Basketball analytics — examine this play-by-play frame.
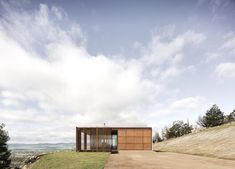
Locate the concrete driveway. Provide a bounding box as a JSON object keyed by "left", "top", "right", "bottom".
{"left": 104, "top": 151, "right": 235, "bottom": 169}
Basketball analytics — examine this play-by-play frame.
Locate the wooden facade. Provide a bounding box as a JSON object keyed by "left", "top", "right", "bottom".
{"left": 76, "top": 127, "right": 152, "bottom": 152}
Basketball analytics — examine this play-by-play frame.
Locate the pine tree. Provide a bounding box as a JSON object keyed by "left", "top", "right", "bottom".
{"left": 197, "top": 105, "right": 224, "bottom": 127}
{"left": 0, "top": 123, "right": 11, "bottom": 169}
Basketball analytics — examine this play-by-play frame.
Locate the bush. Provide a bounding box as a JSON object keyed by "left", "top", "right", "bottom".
{"left": 162, "top": 121, "right": 193, "bottom": 139}
{"left": 0, "top": 123, "right": 11, "bottom": 169}
{"left": 197, "top": 115, "right": 207, "bottom": 127}
{"left": 228, "top": 110, "right": 235, "bottom": 121}
{"left": 224, "top": 110, "right": 235, "bottom": 123}
{"left": 197, "top": 104, "right": 224, "bottom": 128}
{"left": 153, "top": 132, "right": 163, "bottom": 143}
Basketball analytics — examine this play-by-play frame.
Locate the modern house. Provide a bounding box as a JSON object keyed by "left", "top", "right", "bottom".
{"left": 75, "top": 127, "right": 152, "bottom": 153}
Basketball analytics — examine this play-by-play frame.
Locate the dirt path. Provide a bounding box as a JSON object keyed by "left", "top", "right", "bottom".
{"left": 104, "top": 151, "right": 235, "bottom": 169}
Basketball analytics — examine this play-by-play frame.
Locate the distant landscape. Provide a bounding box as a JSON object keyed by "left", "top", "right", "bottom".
{"left": 10, "top": 142, "right": 75, "bottom": 152}
{"left": 9, "top": 143, "right": 75, "bottom": 168}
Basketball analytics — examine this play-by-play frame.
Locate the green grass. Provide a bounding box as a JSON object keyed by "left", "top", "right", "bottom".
{"left": 31, "top": 151, "right": 109, "bottom": 169}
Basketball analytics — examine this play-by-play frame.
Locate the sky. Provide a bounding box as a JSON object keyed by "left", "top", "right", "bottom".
{"left": 0, "top": 0, "right": 235, "bottom": 143}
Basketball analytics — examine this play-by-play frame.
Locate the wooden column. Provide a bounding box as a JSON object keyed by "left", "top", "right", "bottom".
{"left": 76, "top": 127, "right": 78, "bottom": 151}
{"left": 96, "top": 128, "right": 98, "bottom": 152}
{"left": 91, "top": 129, "right": 95, "bottom": 152}
{"left": 84, "top": 129, "right": 87, "bottom": 151}
{"left": 76, "top": 128, "right": 81, "bottom": 152}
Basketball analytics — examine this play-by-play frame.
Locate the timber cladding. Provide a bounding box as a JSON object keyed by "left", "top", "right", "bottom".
{"left": 75, "top": 127, "right": 152, "bottom": 152}
{"left": 117, "top": 128, "right": 152, "bottom": 150}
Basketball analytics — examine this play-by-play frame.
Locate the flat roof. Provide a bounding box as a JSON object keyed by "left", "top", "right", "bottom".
{"left": 76, "top": 127, "right": 152, "bottom": 129}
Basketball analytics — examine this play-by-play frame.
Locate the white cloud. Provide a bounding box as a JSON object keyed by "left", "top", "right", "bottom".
{"left": 207, "top": 0, "right": 231, "bottom": 22}
{"left": 144, "top": 31, "right": 206, "bottom": 65}
{"left": 151, "top": 24, "right": 176, "bottom": 39}
{"left": 215, "top": 62, "right": 235, "bottom": 78}
{"left": 133, "top": 41, "right": 142, "bottom": 49}
{"left": 185, "top": 65, "right": 197, "bottom": 73}
{"left": 151, "top": 96, "right": 205, "bottom": 117}
{"left": 142, "top": 30, "right": 205, "bottom": 81}
{"left": 51, "top": 6, "right": 66, "bottom": 20}
{"left": 1, "top": 90, "right": 26, "bottom": 100}
{"left": 0, "top": 3, "right": 156, "bottom": 142}
{"left": 205, "top": 32, "right": 235, "bottom": 63}
{"left": 170, "top": 96, "right": 204, "bottom": 111}
{"left": 2, "top": 98, "right": 20, "bottom": 107}
{"left": 205, "top": 52, "right": 222, "bottom": 62}
{"left": 221, "top": 37, "right": 235, "bottom": 53}
{"left": 0, "top": 2, "right": 207, "bottom": 143}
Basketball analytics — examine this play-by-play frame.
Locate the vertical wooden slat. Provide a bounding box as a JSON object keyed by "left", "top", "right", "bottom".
{"left": 84, "top": 129, "right": 87, "bottom": 151}
{"left": 91, "top": 129, "right": 93, "bottom": 151}
{"left": 76, "top": 128, "right": 81, "bottom": 151}
{"left": 76, "top": 127, "right": 78, "bottom": 152}
{"left": 90, "top": 129, "right": 93, "bottom": 152}
{"left": 96, "top": 128, "right": 98, "bottom": 152}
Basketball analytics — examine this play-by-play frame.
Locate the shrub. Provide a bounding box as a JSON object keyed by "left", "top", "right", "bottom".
{"left": 224, "top": 110, "right": 235, "bottom": 123}
{"left": 153, "top": 132, "right": 163, "bottom": 143}
{"left": 162, "top": 121, "right": 193, "bottom": 139}
{"left": 228, "top": 110, "right": 235, "bottom": 121}
{"left": 197, "top": 115, "right": 207, "bottom": 127}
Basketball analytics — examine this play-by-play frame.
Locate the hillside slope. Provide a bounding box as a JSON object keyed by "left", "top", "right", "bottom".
{"left": 153, "top": 122, "right": 235, "bottom": 160}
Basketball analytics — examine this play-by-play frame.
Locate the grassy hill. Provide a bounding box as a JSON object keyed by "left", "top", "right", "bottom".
{"left": 153, "top": 122, "right": 235, "bottom": 160}
{"left": 27, "top": 151, "right": 109, "bottom": 169}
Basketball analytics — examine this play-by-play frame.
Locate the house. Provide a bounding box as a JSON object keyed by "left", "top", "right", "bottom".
{"left": 75, "top": 127, "right": 152, "bottom": 153}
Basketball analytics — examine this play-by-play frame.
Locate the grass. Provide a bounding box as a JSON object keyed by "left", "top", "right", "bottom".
{"left": 31, "top": 151, "right": 109, "bottom": 169}
{"left": 153, "top": 122, "right": 235, "bottom": 160}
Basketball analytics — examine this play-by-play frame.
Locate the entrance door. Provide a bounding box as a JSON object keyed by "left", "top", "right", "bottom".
{"left": 111, "top": 130, "right": 118, "bottom": 152}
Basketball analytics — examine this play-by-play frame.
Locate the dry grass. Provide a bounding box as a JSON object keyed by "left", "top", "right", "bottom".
{"left": 153, "top": 122, "right": 235, "bottom": 160}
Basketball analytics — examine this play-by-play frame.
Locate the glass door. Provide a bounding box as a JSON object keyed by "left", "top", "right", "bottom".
{"left": 111, "top": 134, "right": 117, "bottom": 150}
{"left": 111, "top": 130, "right": 118, "bottom": 150}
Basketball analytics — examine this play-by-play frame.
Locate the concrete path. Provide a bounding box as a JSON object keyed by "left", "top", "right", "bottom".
{"left": 104, "top": 151, "right": 235, "bottom": 169}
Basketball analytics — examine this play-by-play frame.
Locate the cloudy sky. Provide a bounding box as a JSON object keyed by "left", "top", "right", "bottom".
{"left": 0, "top": 0, "right": 235, "bottom": 143}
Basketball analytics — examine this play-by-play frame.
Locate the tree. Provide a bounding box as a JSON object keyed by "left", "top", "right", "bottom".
{"left": 153, "top": 132, "right": 163, "bottom": 143}
{"left": 228, "top": 110, "right": 235, "bottom": 121}
{"left": 197, "top": 104, "right": 224, "bottom": 128}
{"left": 0, "top": 123, "right": 11, "bottom": 169}
{"left": 162, "top": 121, "right": 193, "bottom": 139}
{"left": 197, "top": 115, "right": 207, "bottom": 127}
{"left": 162, "top": 126, "right": 170, "bottom": 140}
{"left": 225, "top": 110, "right": 235, "bottom": 123}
